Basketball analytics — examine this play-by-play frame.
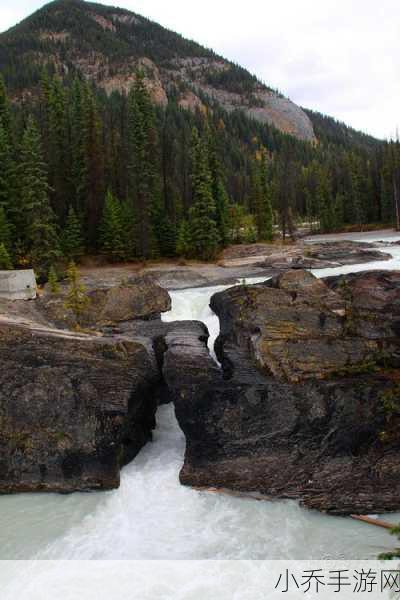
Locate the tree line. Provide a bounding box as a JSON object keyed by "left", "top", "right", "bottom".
{"left": 0, "top": 71, "right": 399, "bottom": 278}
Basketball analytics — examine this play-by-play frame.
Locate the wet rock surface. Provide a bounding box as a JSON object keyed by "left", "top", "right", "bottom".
{"left": 169, "top": 270, "right": 400, "bottom": 514}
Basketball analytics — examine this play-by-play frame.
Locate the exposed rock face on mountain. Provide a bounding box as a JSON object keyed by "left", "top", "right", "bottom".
{"left": 0, "top": 0, "right": 315, "bottom": 141}
{"left": 169, "top": 57, "right": 315, "bottom": 141}
{"left": 39, "top": 276, "right": 171, "bottom": 329}
{"left": 169, "top": 270, "right": 400, "bottom": 514}
{"left": 0, "top": 318, "right": 160, "bottom": 493}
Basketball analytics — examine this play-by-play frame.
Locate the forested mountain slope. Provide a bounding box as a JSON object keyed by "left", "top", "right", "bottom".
{"left": 0, "top": 0, "right": 315, "bottom": 141}
{"left": 0, "top": 0, "right": 398, "bottom": 278}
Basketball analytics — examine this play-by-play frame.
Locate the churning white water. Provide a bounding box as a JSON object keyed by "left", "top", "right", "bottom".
{"left": 0, "top": 231, "right": 399, "bottom": 564}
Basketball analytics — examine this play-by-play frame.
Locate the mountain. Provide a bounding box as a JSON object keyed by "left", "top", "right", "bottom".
{"left": 0, "top": 0, "right": 398, "bottom": 276}
{"left": 0, "top": 0, "right": 315, "bottom": 141}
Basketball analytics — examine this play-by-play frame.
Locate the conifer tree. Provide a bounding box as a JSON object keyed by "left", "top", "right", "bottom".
{"left": 100, "top": 190, "right": 125, "bottom": 261}
{"left": 48, "top": 265, "right": 60, "bottom": 293}
{"left": 158, "top": 214, "right": 177, "bottom": 257}
{"left": 0, "top": 206, "right": 12, "bottom": 251}
{"left": 0, "top": 76, "right": 12, "bottom": 139}
{"left": 189, "top": 128, "right": 219, "bottom": 260}
{"left": 64, "top": 261, "right": 90, "bottom": 327}
{"left": 317, "top": 166, "right": 335, "bottom": 233}
{"left": 176, "top": 218, "right": 192, "bottom": 257}
{"left": 18, "top": 116, "right": 61, "bottom": 276}
{"left": 208, "top": 129, "right": 229, "bottom": 246}
{"left": 0, "top": 119, "right": 16, "bottom": 240}
{"left": 62, "top": 206, "right": 85, "bottom": 262}
{"left": 120, "top": 199, "right": 137, "bottom": 261}
{"left": 333, "top": 192, "right": 345, "bottom": 230}
{"left": 128, "top": 71, "right": 160, "bottom": 259}
{"left": 46, "top": 76, "right": 70, "bottom": 218}
{"left": 346, "top": 153, "right": 366, "bottom": 227}
{"left": 253, "top": 150, "right": 274, "bottom": 241}
{"left": 0, "top": 243, "right": 12, "bottom": 270}
{"left": 82, "top": 83, "right": 104, "bottom": 246}
{"left": 70, "top": 78, "right": 87, "bottom": 218}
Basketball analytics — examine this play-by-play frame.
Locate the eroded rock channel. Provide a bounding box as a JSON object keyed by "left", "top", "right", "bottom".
{"left": 0, "top": 258, "right": 399, "bottom": 516}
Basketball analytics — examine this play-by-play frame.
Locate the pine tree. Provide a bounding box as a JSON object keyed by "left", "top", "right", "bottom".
{"left": 48, "top": 265, "right": 60, "bottom": 293}
{"left": 0, "top": 243, "right": 12, "bottom": 270}
{"left": 228, "top": 203, "right": 247, "bottom": 244}
{"left": 0, "top": 119, "right": 16, "bottom": 242}
{"left": 189, "top": 128, "right": 219, "bottom": 260}
{"left": 0, "top": 206, "right": 12, "bottom": 251}
{"left": 317, "top": 166, "right": 335, "bottom": 233}
{"left": 46, "top": 76, "right": 70, "bottom": 218}
{"left": 346, "top": 153, "right": 366, "bottom": 227}
{"left": 71, "top": 80, "right": 105, "bottom": 249}
{"left": 0, "top": 76, "right": 12, "bottom": 139}
{"left": 176, "top": 218, "right": 192, "bottom": 257}
{"left": 128, "top": 71, "right": 160, "bottom": 259}
{"left": 120, "top": 199, "right": 137, "bottom": 261}
{"left": 208, "top": 129, "right": 229, "bottom": 246}
{"left": 18, "top": 116, "right": 61, "bottom": 277}
{"left": 100, "top": 190, "right": 125, "bottom": 261}
{"left": 70, "top": 78, "right": 87, "bottom": 218}
{"left": 64, "top": 261, "right": 90, "bottom": 327}
{"left": 62, "top": 206, "right": 85, "bottom": 262}
{"left": 333, "top": 192, "right": 345, "bottom": 230}
{"left": 253, "top": 150, "right": 273, "bottom": 241}
{"left": 158, "top": 214, "right": 177, "bottom": 257}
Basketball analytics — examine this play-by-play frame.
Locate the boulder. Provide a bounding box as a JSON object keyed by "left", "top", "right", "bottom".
{"left": 168, "top": 270, "right": 400, "bottom": 514}
{"left": 211, "top": 269, "right": 374, "bottom": 382}
{"left": 0, "top": 318, "right": 160, "bottom": 493}
{"left": 39, "top": 276, "right": 171, "bottom": 329}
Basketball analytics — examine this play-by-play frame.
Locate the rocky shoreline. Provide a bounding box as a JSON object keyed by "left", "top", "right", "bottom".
{"left": 75, "top": 238, "right": 394, "bottom": 291}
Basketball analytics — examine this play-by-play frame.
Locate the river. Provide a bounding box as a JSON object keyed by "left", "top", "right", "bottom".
{"left": 1, "top": 231, "right": 399, "bottom": 563}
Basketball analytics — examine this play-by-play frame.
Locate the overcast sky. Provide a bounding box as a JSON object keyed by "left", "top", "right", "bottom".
{"left": 1, "top": 0, "right": 398, "bottom": 139}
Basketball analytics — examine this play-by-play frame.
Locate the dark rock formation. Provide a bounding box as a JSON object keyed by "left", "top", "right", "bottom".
{"left": 0, "top": 319, "right": 160, "bottom": 493}
{"left": 0, "top": 282, "right": 211, "bottom": 494}
{"left": 169, "top": 270, "right": 400, "bottom": 514}
{"left": 39, "top": 276, "right": 171, "bottom": 329}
